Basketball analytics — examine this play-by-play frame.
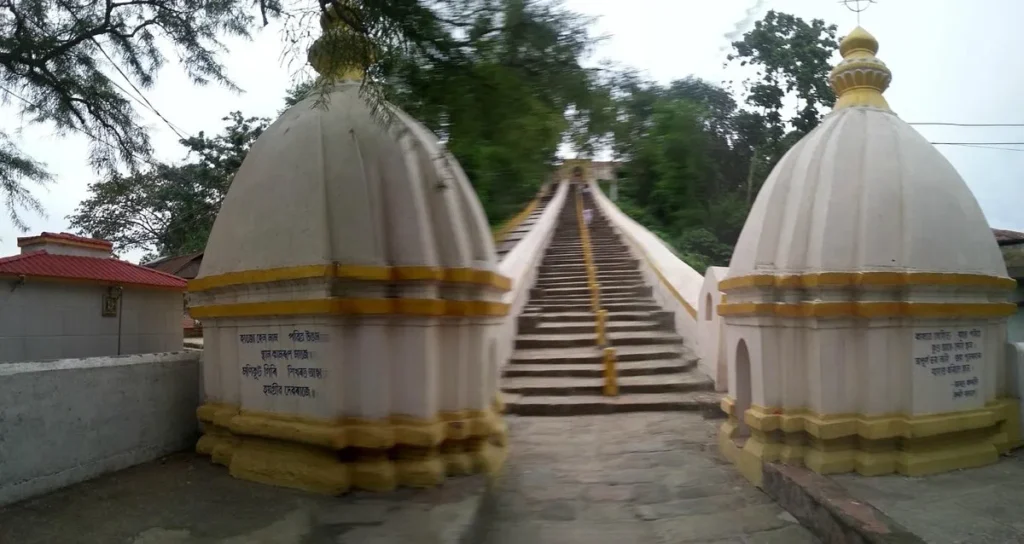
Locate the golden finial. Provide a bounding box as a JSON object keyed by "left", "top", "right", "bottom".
{"left": 829, "top": 26, "right": 892, "bottom": 111}
{"left": 307, "top": 2, "right": 369, "bottom": 81}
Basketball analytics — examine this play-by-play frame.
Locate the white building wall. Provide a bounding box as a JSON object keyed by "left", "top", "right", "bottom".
{"left": 0, "top": 283, "right": 183, "bottom": 363}
{"left": 0, "top": 351, "right": 200, "bottom": 506}
{"left": 18, "top": 241, "right": 110, "bottom": 258}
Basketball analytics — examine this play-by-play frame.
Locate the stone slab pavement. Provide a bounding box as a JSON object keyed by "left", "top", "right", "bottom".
{"left": 478, "top": 413, "right": 819, "bottom": 544}
{"left": 0, "top": 453, "right": 487, "bottom": 544}
{"left": 0, "top": 412, "right": 819, "bottom": 544}
{"left": 832, "top": 448, "right": 1024, "bottom": 544}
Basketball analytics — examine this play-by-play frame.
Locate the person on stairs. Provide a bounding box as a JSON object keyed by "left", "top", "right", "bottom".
{"left": 583, "top": 207, "right": 593, "bottom": 226}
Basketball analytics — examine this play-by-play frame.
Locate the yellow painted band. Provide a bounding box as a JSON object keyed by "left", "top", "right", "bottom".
{"left": 189, "top": 298, "right": 510, "bottom": 319}
{"left": 188, "top": 264, "right": 511, "bottom": 293}
{"left": 718, "top": 301, "right": 1016, "bottom": 319}
{"left": 719, "top": 271, "right": 1016, "bottom": 292}
{"left": 648, "top": 257, "right": 698, "bottom": 319}
{"left": 593, "top": 185, "right": 698, "bottom": 319}
{"left": 737, "top": 400, "right": 1015, "bottom": 442}
{"left": 575, "top": 187, "right": 605, "bottom": 322}
{"left": 197, "top": 404, "right": 502, "bottom": 450}
{"left": 493, "top": 196, "right": 541, "bottom": 243}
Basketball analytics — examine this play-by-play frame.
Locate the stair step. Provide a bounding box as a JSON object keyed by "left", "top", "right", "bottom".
{"left": 540, "top": 285, "right": 647, "bottom": 295}
{"left": 528, "top": 298, "right": 655, "bottom": 307}
{"left": 546, "top": 245, "right": 627, "bottom": 252}
{"left": 525, "top": 311, "right": 660, "bottom": 322}
{"left": 541, "top": 259, "right": 636, "bottom": 267}
{"left": 526, "top": 301, "right": 662, "bottom": 312}
{"left": 542, "top": 259, "right": 639, "bottom": 267}
{"left": 510, "top": 344, "right": 690, "bottom": 364}
{"left": 543, "top": 255, "right": 631, "bottom": 263}
{"left": 502, "top": 373, "right": 715, "bottom": 396}
{"left": 533, "top": 294, "right": 652, "bottom": 303}
{"left": 535, "top": 280, "right": 643, "bottom": 289}
{"left": 536, "top": 270, "right": 638, "bottom": 278}
{"left": 504, "top": 358, "right": 694, "bottom": 377}
{"left": 531, "top": 320, "right": 664, "bottom": 334}
{"left": 504, "top": 392, "right": 723, "bottom": 416}
{"left": 547, "top": 245, "right": 625, "bottom": 249}
{"left": 514, "top": 333, "right": 600, "bottom": 349}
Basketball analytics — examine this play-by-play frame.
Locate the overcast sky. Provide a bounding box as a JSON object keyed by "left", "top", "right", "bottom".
{"left": 1, "top": 0, "right": 1022, "bottom": 263}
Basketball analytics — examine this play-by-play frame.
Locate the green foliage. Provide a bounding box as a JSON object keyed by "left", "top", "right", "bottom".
{"left": 68, "top": 113, "right": 268, "bottom": 262}
{"left": 728, "top": 10, "right": 838, "bottom": 136}
{"left": 69, "top": 0, "right": 602, "bottom": 256}
{"left": 604, "top": 11, "right": 839, "bottom": 273}
{"left": 0, "top": 0, "right": 280, "bottom": 230}
{"left": 59, "top": 4, "right": 838, "bottom": 273}
{"left": 381, "top": 0, "right": 602, "bottom": 224}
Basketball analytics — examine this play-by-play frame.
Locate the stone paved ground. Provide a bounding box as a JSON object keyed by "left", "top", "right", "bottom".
{"left": 832, "top": 448, "right": 1024, "bottom": 544}
{"left": 0, "top": 453, "right": 486, "bottom": 544}
{"left": 480, "top": 413, "right": 819, "bottom": 544}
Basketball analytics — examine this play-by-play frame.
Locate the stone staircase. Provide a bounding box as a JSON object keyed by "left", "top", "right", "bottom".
{"left": 495, "top": 190, "right": 556, "bottom": 259}
{"left": 502, "top": 186, "right": 719, "bottom": 415}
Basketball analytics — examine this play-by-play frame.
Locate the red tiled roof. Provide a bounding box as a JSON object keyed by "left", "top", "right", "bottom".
{"left": 0, "top": 251, "right": 186, "bottom": 289}
{"left": 17, "top": 232, "right": 113, "bottom": 249}
{"left": 145, "top": 251, "right": 204, "bottom": 279}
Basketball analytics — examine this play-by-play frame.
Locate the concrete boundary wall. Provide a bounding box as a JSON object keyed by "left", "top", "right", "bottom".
{"left": 588, "top": 182, "right": 705, "bottom": 350}
{"left": 496, "top": 181, "right": 569, "bottom": 367}
{"left": 0, "top": 351, "right": 201, "bottom": 507}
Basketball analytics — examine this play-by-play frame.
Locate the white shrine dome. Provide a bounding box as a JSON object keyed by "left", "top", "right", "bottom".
{"left": 197, "top": 18, "right": 496, "bottom": 280}
{"left": 728, "top": 27, "right": 1007, "bottom": 280}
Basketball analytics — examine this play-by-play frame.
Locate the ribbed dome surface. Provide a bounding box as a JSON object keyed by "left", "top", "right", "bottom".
{"left": 729, "top": 106, "right": 1007, "bottom": 278}
{"left": 198, "top": 82, "right": 496, "bottom": 278}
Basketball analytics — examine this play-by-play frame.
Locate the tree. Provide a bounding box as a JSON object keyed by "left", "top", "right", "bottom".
{"left": 70, "top": 0, "right": 605, "bottom": 256}
{"left": 2, "top": 0, "right": 596, "bottom": 233}
{"left": 0, "top": 0, "right": 282, "bottom": 230}
{"left": 381, "top": 0, "right": 604, "bottom": 224}
{"left": 728, "top": 10, "right": 838, "bottom": 137}
{"left": 68, "top": 112, "right": 268, "bottom": 261}
{"left": 603, "top": 11, "right": 841, "bottom": 272}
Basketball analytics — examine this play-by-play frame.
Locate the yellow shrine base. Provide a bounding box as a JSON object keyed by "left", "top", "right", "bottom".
{"left": 194, "top": 400, "right": 508, "bottom": 494}
{"left": 717, "top": 397, "right": 1022, "bottom": 487}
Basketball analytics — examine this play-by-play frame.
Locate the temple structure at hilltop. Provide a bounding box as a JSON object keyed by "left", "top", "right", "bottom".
{"left": 717, "top": 26, "right": 1020, "bottom": 482}
{"left": 186, "top": 5, "right": 509, "bottom": 494}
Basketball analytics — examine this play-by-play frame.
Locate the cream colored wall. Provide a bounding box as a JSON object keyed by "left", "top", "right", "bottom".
{"left": 17, "top": 242, "right": 111, "bottom": 258}
{"left": 588, "top": 181, "right": 704, "bottom": 344}
{"left": 496, "top": 181, "right": 569, "bottom": 368}
{"left": 699, "top": 267, "right": 728, "bottom": 391}
{"left": 0, "top": 283, "right": 184, "bottom": 362}
{"left": 724, "top": 316, "right": 1008, "bottom": 417}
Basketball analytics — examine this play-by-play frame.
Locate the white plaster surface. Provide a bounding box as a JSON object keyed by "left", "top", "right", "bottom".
{"left": 728, "top": 106, "right": 1007, "bottom": 279}
{"left": 721, "top": 99, "right": 1014, "bottom": 419}
{"left": 193, "top": 82, "right": 507, "bottom": 424}
{"left": 588, "top": 181, "right": 703, "bottom": 345}
{"left": 495, "top": 181, "right": 568, "bottom": 369}
{"left": 0, "top": 351, "right": 201, "bottom": 507}
{"left": 199, "top": 82, "right": 495, "bottom": 278}
{"left": 18, "top": 241, "right": 111, "bottom": 258}
{"left": 699, "top": 267, "right": 728, "bottom": 391}
{"left": 0, "top": 283, "right": 184, "bottom": 363}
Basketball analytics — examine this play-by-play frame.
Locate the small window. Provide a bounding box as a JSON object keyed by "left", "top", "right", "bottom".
{"left": 704, "top": 292, "right": 713, "bottom": 321}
